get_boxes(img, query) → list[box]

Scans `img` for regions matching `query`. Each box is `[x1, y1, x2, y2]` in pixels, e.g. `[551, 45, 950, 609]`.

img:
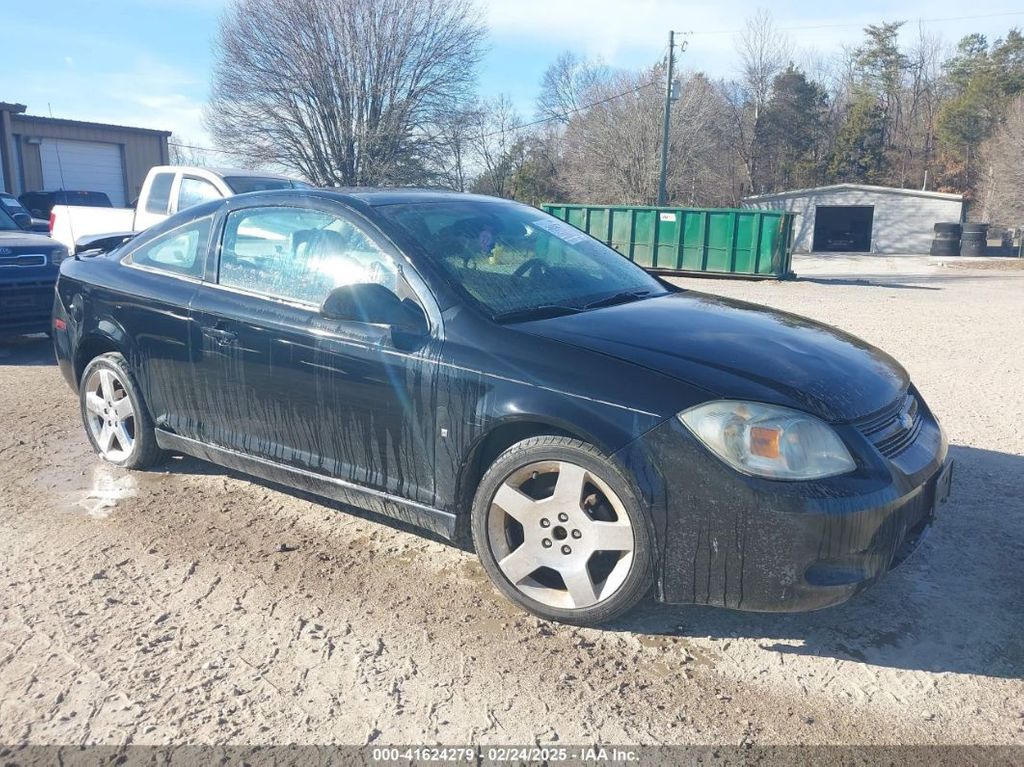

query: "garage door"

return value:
[40, 139, 125, 207]
[812, 206, 874, 253]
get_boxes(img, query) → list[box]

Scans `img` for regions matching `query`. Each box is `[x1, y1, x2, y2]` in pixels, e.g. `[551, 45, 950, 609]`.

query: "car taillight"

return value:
[54, 318, 67, 331]
[49, 212, 55, 233]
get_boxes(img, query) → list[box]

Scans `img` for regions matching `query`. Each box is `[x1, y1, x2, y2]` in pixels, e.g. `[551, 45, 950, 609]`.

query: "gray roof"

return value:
[12, 112, 171, 137]
[744, 183, 962, 203]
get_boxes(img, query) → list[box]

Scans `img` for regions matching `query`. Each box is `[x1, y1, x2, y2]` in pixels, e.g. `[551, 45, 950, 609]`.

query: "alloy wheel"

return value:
[486, 460, 635, 610]
[83, 368, 136, 462]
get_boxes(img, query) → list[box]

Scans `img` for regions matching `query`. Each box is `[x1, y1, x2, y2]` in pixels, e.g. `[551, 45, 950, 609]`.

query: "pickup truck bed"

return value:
[49, 206, 135, 252]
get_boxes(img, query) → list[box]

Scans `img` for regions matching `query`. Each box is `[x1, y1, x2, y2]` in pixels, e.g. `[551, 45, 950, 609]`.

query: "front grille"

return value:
[854, 391, 922, 459]
[0, 281, 54, 318]
[0, 253, 47, 268]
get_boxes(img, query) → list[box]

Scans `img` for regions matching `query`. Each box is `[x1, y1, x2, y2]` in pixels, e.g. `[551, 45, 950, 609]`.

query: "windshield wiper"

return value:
[493, 304, 583, 323]
[580, 289, 652, 311]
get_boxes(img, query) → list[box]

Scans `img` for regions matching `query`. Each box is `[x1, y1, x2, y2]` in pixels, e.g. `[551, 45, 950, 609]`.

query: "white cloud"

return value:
[18, 48, 209, 142]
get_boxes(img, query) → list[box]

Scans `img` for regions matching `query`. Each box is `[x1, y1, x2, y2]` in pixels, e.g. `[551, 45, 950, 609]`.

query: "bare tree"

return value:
[554, 66, 738, 206]
[730, 10, 790, 193]
[895, 24, 946, 187]
[978, 95, 1024, 223]
[536, 52, 610, 123]
[168, 135, 212, 167]
[430, 104, 482, 191]
[205, 0, 485, 186]
[736, 9, 791, 120]
[469, 96, 525, 198]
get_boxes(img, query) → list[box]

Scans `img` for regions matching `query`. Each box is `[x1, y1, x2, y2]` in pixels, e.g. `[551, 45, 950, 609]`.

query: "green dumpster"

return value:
[541, 204, 795, 278]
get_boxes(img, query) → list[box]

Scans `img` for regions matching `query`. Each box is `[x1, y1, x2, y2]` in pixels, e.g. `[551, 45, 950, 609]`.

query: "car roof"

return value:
[148, 166, 301, 182]
[21, 190, 108, 196]
[237, 187, 510, 208]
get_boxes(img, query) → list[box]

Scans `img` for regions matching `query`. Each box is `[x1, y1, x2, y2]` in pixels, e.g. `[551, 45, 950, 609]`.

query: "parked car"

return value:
[52, 190, 953, 625]
[48, 166, 312, 252]
[19, 190, 112, 220]
[0, 193, 49, 233]
[0, 207, 68, 337]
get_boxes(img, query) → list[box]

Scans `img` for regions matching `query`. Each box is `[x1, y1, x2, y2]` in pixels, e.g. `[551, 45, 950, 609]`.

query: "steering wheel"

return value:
[513, 258, 549, 280]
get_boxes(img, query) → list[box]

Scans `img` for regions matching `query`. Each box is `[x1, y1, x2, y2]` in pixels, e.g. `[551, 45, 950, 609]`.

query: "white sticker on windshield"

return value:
[532, 217, 589, 244]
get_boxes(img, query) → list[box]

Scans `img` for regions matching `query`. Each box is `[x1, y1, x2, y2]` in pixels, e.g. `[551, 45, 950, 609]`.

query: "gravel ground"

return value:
[0, 265, 1022, 748]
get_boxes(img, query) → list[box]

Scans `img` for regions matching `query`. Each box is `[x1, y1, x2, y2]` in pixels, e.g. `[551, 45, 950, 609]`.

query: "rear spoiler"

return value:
[73, 231, 138, 256]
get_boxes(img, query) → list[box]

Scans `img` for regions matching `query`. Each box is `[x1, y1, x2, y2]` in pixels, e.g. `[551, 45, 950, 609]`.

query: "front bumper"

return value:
[615, 397, 950, 612]
[0, 279, 56, 337]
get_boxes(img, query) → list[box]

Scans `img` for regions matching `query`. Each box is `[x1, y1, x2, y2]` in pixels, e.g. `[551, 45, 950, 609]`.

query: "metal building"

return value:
[0, 102, 170, 207]
[743, 184, 964, 255]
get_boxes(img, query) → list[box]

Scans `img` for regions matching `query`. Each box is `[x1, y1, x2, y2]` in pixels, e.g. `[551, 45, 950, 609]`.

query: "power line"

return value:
[168, 141, 247, 156]
[691, 10, 1024, 36]
[170, 78, 664, 154]
[482, 79, 662, 138]
[169, 8, 1024, 155]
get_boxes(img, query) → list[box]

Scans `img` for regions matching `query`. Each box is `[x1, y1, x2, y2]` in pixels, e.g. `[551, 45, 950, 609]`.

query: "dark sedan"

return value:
[52, 190, 952, 625]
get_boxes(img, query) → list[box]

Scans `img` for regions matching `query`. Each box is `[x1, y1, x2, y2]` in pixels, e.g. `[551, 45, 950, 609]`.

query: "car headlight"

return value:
[51, 247, 69, 265]
[678, 401, 856, 480]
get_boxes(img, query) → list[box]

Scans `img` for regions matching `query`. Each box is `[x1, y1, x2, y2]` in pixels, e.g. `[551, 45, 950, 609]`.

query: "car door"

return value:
[117, 215, 213, 437]
[188, 201, 441, 507]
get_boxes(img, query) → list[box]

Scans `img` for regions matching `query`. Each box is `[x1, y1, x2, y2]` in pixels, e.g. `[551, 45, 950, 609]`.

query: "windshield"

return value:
[0, 207, 19, 231]
[224, 176, 313, 194]
[377, 200, 667, 320]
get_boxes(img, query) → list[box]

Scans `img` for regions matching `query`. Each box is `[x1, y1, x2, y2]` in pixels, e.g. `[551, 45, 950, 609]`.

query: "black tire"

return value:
[929, 241, 959, 256]
[79, 352, 164, 470]
[470, 436, 655, 626]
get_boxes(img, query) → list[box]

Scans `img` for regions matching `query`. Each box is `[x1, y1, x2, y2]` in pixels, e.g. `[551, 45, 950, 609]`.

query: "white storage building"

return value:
[743, 184, 964, 255]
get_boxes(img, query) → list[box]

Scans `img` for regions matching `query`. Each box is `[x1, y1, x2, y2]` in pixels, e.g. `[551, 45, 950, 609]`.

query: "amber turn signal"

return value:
[750, 426, 781, 458]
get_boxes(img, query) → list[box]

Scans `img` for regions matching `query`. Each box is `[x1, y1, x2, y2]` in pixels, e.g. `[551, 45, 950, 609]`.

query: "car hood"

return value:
[0, 230, 56, 249]
[515, 291, 908, 422]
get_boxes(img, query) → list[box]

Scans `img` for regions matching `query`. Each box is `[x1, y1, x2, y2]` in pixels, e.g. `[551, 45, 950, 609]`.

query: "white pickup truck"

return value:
[49, 165, 311, 252]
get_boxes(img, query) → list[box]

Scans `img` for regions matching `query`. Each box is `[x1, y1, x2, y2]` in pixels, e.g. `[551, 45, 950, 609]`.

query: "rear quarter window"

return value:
[125, 217, 212, 278]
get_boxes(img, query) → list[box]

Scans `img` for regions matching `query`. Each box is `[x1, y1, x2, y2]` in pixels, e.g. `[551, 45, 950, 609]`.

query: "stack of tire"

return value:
[960, 223, 989, 257]
[930, 222, 961, 256]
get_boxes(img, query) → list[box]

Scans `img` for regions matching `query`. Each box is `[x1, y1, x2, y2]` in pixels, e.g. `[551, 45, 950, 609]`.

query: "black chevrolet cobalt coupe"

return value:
[53, 190, 952, 625]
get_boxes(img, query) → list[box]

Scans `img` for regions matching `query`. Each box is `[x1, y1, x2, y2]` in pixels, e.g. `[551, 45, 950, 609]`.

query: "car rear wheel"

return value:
[471, 436, 654, 625]
[79, 353, 163, 470]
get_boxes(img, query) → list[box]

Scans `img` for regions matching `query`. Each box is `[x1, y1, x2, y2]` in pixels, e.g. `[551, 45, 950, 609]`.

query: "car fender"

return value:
[73, 319, 134, 385]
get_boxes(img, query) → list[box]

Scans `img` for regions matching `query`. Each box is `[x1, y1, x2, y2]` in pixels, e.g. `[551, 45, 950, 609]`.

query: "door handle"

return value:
[203, 327, 236, 344]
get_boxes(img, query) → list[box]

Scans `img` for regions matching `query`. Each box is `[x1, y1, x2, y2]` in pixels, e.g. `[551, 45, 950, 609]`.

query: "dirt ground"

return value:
[1, 264, 1022, 748]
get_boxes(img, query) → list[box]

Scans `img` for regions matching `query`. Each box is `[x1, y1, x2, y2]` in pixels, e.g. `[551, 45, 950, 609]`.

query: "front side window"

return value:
[219, 206, 408, 307]
[377, 200, 666, 320]
[177, 177, 221, 212]
[127, 217, 212, 278]
[145, 173, 175, 215]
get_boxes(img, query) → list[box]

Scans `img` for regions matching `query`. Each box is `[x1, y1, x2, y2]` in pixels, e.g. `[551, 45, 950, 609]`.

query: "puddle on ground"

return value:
[41, 462, 140, 518]
[76, 467, 138, 518]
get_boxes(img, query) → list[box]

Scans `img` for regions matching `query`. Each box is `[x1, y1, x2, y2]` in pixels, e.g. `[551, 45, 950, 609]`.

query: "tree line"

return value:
[202, 0, 1024, 222]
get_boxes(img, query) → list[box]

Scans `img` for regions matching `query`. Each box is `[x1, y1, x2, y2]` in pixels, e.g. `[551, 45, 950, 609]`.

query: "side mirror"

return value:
[12, 212, 32, 230]
[320, 283, 428, 338]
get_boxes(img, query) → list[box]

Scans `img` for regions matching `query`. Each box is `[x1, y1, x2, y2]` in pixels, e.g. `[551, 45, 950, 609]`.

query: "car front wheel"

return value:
[79, 352, 163, 470]
[471, 436, 654, 626]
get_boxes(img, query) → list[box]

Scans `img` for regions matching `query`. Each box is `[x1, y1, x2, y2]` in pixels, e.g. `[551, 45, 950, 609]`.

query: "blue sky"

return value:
[7, 0, 1024, 155]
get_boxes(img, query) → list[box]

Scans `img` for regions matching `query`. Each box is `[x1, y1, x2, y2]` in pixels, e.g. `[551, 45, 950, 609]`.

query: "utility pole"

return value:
[657, 31, 683, 207]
